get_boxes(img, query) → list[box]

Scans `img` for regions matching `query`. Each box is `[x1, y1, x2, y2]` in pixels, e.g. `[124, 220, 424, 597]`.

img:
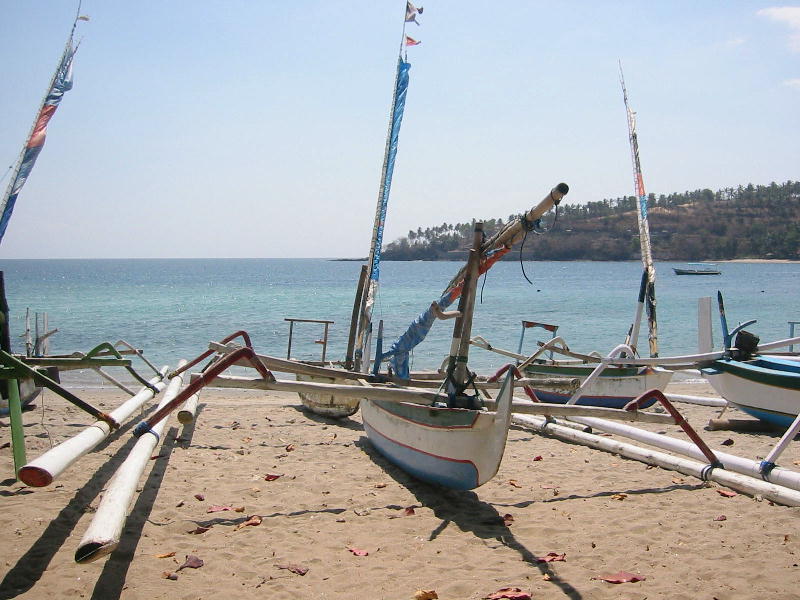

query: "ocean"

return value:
[0, 258, 796, 386]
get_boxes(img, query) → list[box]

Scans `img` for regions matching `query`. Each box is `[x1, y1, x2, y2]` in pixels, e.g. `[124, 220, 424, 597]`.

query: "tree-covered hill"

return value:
[382, 181, 800, 261]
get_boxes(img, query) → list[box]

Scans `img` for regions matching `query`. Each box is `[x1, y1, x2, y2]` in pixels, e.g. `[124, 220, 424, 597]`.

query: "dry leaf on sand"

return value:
[276, 563, 309, 576]
[484, 587, 531, 599]
[596, 571, 645, 584]
[176, 555, 204, 571]
[535, 552, 566, 563]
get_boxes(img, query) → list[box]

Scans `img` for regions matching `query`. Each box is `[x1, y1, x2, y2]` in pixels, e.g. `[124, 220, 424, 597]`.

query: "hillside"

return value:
[382, 181, 800, 261]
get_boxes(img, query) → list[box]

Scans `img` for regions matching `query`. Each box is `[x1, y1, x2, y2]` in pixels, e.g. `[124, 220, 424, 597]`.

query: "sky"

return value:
[0, 1, 798, 259]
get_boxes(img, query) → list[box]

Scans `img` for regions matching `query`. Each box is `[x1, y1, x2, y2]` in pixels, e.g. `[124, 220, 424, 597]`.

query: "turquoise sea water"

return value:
[0, 259, 796, 385]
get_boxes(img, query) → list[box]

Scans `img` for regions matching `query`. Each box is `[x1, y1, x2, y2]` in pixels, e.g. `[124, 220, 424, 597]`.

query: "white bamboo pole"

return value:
[74, 362, 186, 563]
[18, 368, 168, 487]
[177, 373, 200, 424]
[761, 412, 800, 470]
[558, 414, 800, 492]
[513, 414, 800, 506]
[666, 393, 727, 407]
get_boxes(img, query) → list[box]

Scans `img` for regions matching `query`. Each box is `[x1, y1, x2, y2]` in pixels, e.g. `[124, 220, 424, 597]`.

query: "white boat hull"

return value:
[525, 364, 673, 408]
[703, 357, 800, 428]
[360, 372, 514, 490]
[296, 373, 360, 418]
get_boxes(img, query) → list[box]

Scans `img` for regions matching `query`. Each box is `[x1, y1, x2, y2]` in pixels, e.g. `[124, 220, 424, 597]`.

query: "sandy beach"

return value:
[1, 380, 799, 600]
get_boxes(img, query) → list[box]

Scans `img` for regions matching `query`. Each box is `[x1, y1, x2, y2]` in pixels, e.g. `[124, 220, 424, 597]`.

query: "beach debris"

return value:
[206, 505, 245, 513]
[194, 493, 205, 501]
[714, 515, 727, 521]
[347, 547, 369, 556]
[177, 555, 204, 571]
[375, 482, 387, 488]
[483, 587, 532, 599]
[235, 515, 263, 530]
[155, 551, 176, 558]
[596, 571, 645, 584]
[533, 455, 543, 461]
[354, 508, 371, 516]
[535, 552, 566, 563]
[285, 443, 295, 452]
[414, 590, 438, 600]
[721, 438, 735, 446]
[162, 571, 178, 581]
[672, 477, 684, 484]
[482, 513, 514, 527]
[276, 563, 308, 576]
[611, 493, 628, 501]
[509, 479, 522, 488]
[264, 473, 282, 481]
[187, 525, 211, 535]
[176, 500, 185, 507]
[716, 489, 738, 498]
[390, 506, 417, 518]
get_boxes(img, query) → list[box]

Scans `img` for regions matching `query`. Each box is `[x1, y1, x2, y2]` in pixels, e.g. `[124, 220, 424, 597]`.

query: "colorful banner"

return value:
[356, 55, 411, 370]
[0, 40, 76, 243]
[368, 56, 411, 284]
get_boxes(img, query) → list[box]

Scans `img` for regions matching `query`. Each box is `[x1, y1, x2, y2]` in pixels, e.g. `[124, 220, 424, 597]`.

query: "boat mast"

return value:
[354, 3, 418, 371]
[443, 222, 483, 406]
[0, 10, 84, 245]
[620, 62, 658, 358]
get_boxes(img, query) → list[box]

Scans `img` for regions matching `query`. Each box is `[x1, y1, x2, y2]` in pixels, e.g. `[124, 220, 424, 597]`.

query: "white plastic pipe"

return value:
[18, 369, 168, 487]
[513, 414, 800, 506]
[75, 362, 186, 563]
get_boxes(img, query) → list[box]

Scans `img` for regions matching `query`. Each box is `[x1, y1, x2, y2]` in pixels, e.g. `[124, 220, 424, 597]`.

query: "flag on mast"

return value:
[405, 2, 423, 25]
[405, 35, 421, 46]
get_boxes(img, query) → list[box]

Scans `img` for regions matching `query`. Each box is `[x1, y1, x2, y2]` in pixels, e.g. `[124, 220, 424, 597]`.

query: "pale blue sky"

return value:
[1, 1, 798, 258]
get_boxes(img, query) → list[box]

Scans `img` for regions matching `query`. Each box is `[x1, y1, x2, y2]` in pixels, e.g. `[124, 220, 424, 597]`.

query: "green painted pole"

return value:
[0, 272, 26, 473]
[8, 378, 25, 474]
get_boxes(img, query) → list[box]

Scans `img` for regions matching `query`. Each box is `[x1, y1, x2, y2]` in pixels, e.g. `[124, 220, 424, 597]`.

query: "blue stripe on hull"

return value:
[533, 390, 656, 409]
[362, 419, 479, 490]
[735, 405, 795, 429]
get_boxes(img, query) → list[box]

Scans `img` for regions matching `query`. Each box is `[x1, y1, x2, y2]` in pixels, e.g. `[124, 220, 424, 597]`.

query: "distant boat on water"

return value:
[673, 263, 721, 275]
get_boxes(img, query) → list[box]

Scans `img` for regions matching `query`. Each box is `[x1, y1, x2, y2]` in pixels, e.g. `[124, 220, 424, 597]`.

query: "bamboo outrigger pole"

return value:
[516, 412, 800, 506]
[18, 369, 168, 487]
[75, 361, 187, 564]
[443, 183, 569, 295]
